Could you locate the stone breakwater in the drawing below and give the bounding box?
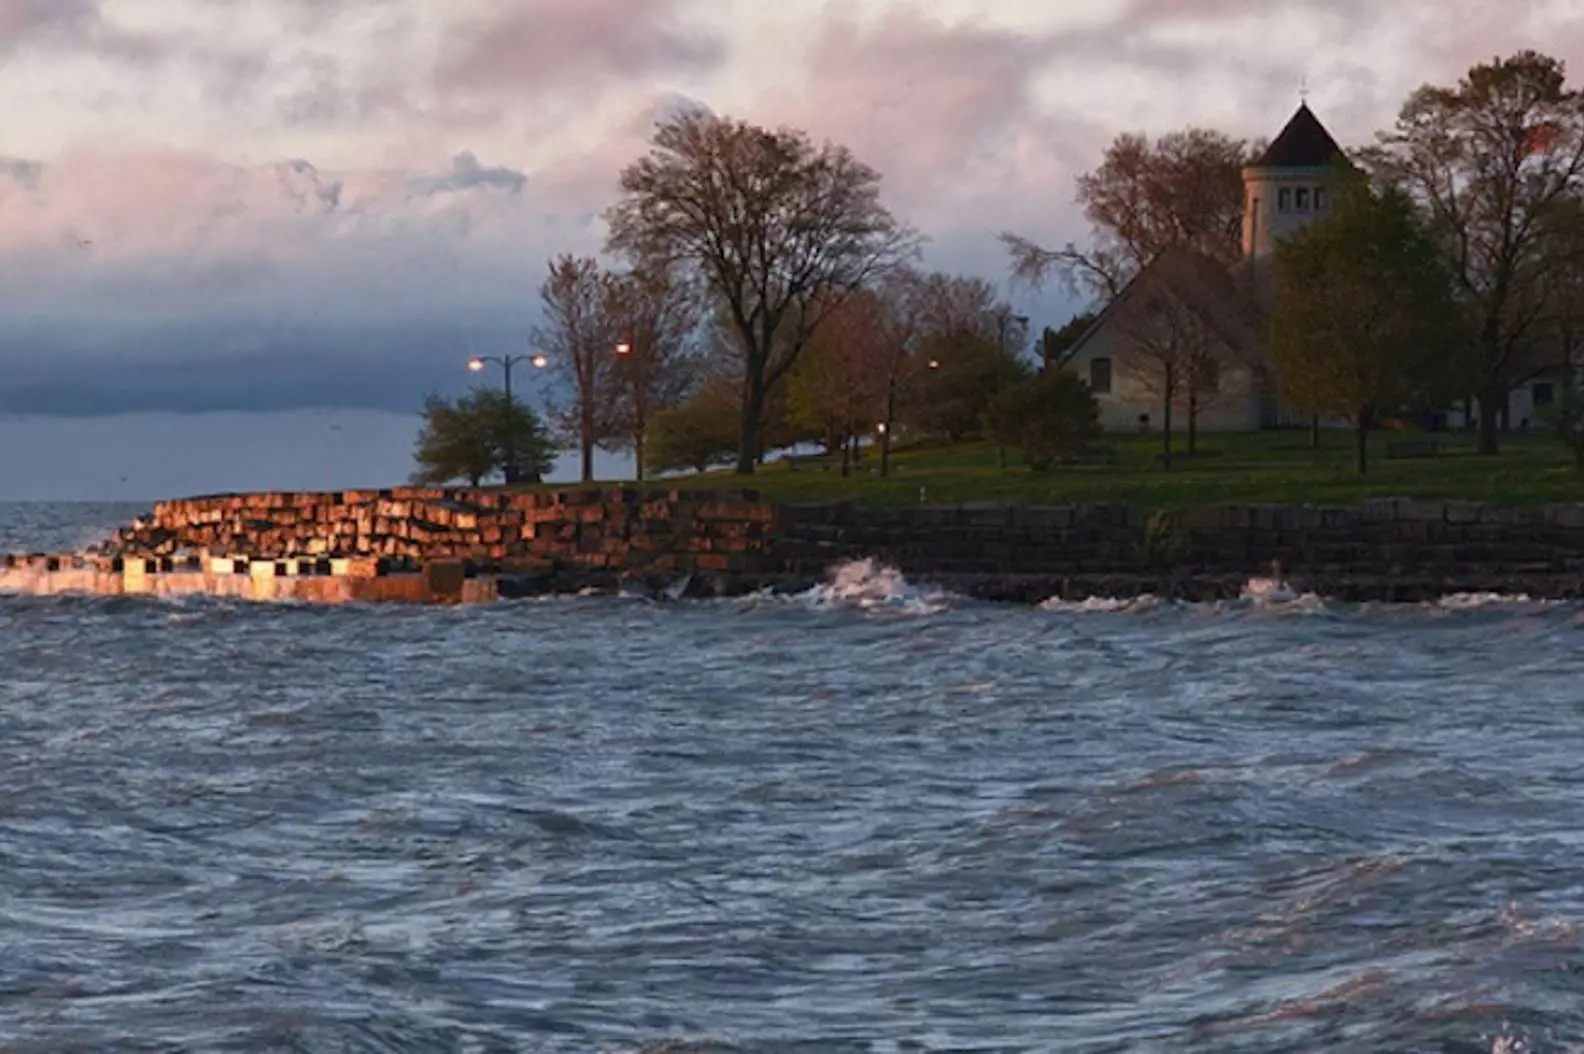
[4,488,1584,603]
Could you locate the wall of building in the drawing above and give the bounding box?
[1242,167,1333,258]
[1063,323,1264,434]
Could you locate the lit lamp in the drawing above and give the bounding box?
[464,352,541,485]
[615,341,632,356]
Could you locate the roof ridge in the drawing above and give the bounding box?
[1250,102,1347,169]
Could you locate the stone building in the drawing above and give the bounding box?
[1061,102,1349,433]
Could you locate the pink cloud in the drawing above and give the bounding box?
[437,0,723,106]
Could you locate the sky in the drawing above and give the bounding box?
[1,0,1581,499]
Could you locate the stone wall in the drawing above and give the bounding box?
[769,498,1584,577]
[97,486,774,579]
[14,491,1584,603]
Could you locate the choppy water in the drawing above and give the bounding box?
[3,504,1584,1052]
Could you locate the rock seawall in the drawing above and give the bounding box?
[6,489,1584,603]
[767,498,1584,600]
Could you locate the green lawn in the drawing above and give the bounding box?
[658,430,1584,508]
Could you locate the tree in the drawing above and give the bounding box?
[606,266,698,481]
[411,389,556,487]
[1041,312,1097,371]
[1118,289,1219,469]
[902,332,1030,441]
[785,290,890,473]
[983,371,1103,471]
[606,110,918,475]
[644,377,741,474]
[1001,127,1253,299]
[1270,180,1464,474]
[1366,50,1584,455]
[1542,372,1584,469]
[535,255,620,482]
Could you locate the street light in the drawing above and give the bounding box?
[466,353,544,485]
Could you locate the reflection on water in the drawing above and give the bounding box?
[1,505,1582,1052]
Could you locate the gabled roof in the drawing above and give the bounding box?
[1065,245,1268,370]
[1251,102,1347,169]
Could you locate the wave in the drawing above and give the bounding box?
[783,558,956,615]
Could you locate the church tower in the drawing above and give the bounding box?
[1241,102,1348,259]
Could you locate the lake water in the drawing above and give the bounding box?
[2,502,1582,1052]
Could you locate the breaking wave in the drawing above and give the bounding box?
[789,557,955,615]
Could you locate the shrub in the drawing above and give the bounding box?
[982,370,1103,471]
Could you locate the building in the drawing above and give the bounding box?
[1062,102,1349,435]
[1062,101,1570,435]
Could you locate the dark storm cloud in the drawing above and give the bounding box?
[0,319,537,418]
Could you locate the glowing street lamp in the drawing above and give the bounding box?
[465,352,542,484]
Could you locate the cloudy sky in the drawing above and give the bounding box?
[1,0,1580,499]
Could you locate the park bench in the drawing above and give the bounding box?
[1385,440,1440,460]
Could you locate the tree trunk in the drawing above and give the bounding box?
[581,438,594,483]
[1355,410,1368,475]
[635,430,646,482]
[1187,386,1198,457]
[840,431,851,477]
[880,385,896,478]
[736,358,766,475]
[1477,378,1502,456]
[1310,415,1320,450]
[1161,364,1175,470]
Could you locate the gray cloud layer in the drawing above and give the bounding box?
[0,0,1579,420]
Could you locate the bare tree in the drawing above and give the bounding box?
[535,255,620,482]
[606,266,698,481]
[1002,127,1253,299]
[1365,50,1584,454]
[1119,289,1218,469]
[605,110,919,474]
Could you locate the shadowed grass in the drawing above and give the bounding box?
[644,430,1584,508]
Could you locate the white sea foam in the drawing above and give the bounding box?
[1434,592,1559,612]
[792,558,954,615]
[1038,594,1163,614]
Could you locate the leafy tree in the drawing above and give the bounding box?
[606,265,699,481]
[605,109,918,475]
[1270,179,1464,474]
[1365,50,1584,454]
[983,370,1103,471]
[412,389,556,487]
[1041,312,1097,370]
[535,255,621,482]
[785,290,891,474]
[644,377,741,475]
[1542,372,1584,469]
[1001,127,1255,298]
[902,333,1031,441]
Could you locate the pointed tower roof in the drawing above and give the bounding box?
[1251,102,1346,168]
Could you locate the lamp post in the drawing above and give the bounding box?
[468,353,546,484]
[995,312,1030,470]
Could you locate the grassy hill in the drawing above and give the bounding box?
[655,430,1584,508]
